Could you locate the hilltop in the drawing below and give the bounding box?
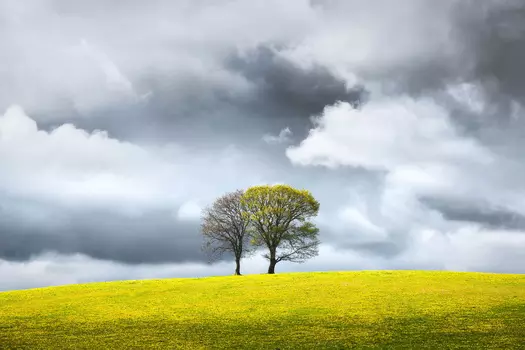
[1,271,524,349]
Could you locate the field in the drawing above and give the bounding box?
[1,271,524,349]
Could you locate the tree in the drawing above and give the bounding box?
[241,184,320,274]
[201,190,252,275]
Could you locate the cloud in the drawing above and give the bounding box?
[0,0,314,117]
[263,127,293,145]
[177,200,202,221]
[281,1,465,94]
[77,39,139,102]
[0,105,179,213]
[0,106,277,264]
[285,91,525,261]
[423,197,525,231]
[287,97,492,170]
[228,46,367,118]
[4,0,525,290]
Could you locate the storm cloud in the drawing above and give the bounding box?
[2,0,525,290]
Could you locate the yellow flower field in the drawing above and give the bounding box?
[1,271,524,349]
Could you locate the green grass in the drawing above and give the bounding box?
[1,271,524,349]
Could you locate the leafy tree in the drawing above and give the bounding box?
[201,190,252,275]
[242,184,320,274]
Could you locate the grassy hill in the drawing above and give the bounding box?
[1,271,524,349]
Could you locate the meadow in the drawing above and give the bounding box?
[1,271,524,349]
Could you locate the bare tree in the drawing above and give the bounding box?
[201,190,252,275]
[242,184,320,274]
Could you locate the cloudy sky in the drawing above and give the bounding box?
[2,0,525,291]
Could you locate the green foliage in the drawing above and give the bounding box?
[241,184,321,272]
[242,184,320,224]
[1,271,525,349]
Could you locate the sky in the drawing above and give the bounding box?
[2,0,525,291]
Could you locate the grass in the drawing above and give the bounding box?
[1,271,524,349]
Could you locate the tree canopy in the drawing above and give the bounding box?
[241,184,320,274]
[201,190,252,275]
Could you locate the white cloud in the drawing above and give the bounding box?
[446,82,486,114]
[337,207,387,240]
[280,1,462,89]
[0,105,180,213]
[0,1,468,117]
[287,97,492,170]
[79,39,134,94]
[0,105,273,216]
[177,200,202,221]
[285,96,509,223]
[0,0,318,116]
[285,91,525,269]
[262,127,293,145]
[2,0,525,289]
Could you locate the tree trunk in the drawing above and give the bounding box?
[234,258,241,275]
[267,259,277,274]
[268,250,277,274]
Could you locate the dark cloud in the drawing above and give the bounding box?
[0,197,206,264]
[45,45,369,147]
[459,1,525,103]
[422,197,525,231]
[228,46,367,115]
[4,0,525,290]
